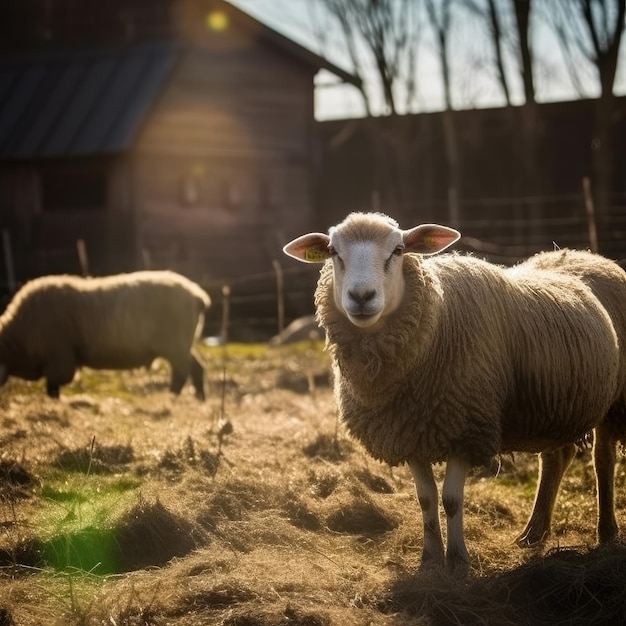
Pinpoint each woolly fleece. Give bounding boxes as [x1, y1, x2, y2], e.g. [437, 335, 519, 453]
[0, 270, 210, 390]
[315, 252, 619, 467]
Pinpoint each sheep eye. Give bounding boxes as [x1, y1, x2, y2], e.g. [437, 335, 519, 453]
[328, 245, 337, 257]
[384, 245, 404, 271]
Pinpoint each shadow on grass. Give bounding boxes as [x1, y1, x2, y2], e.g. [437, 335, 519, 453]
[375, 544, 626, 626]
[54, 443, 134, 474]
[326, 496, 397, 536]
[0, 608, 14, 626]
[0, 460, 36, 500]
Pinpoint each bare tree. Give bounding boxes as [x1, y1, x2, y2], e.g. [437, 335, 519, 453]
[550, 0, 625, 249]
[313, 0, 426, 221]
[463, 0, 514, 106]
[458, 0, 543, 245]
[511, 0, 544, 244]
[318, 0, 422, 115]
[424, 0, 463, 225]
[424, 0, 454, 108]
[513, 0, 536, 105]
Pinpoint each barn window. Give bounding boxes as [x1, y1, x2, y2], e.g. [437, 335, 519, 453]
[181, 172, 200, 206]
[181, 164, 206, 207]
[258, 176, 273, 208]
[219, 179, 239, 208]
[40, 159, 108, 211]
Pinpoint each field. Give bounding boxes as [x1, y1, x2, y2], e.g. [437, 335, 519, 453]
[1, 341, 626, 626]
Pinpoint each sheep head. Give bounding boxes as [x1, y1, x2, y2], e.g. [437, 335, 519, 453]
[283, 212, 460, 328]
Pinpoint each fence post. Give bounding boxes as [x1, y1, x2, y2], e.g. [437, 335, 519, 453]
[220, 284, 231, 345]
[76, 239, 90, 276]
[582, 177, 598, 253]
[2, 229, 15, 293]
[272, 259, 284, 335]
[142, 248, 152, 270]
[448, 187, 459, 228]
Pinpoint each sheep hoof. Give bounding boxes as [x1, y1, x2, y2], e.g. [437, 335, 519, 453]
[597, 522, 618, 544]
[515, 527, 548, 548]
[418, 550, 444, 572]
[445, 551, 470, 577]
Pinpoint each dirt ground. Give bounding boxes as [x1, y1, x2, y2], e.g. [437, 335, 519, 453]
[1, 342, 626, 625]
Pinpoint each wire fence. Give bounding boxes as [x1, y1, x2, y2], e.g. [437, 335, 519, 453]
[1, 189, 625, 341]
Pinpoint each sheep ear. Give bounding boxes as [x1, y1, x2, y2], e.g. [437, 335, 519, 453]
[283, 233, 331, 263]
[402, 224, 461, 255]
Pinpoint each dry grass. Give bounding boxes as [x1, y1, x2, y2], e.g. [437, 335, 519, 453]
[0, 341, 625, 625]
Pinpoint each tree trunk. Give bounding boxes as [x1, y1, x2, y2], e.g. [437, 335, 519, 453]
[513, 0, 543, 246]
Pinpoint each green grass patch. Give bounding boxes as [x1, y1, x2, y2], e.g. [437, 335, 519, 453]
[42, 526, 119, 574]
[63, 369, 141, 400]
[202, 340, 327, 364]
[495, 474, 538, 499]
[200, 342, 270, 360]
[36, 474, 141, 540]
[0, 474, 146, 574]
[40, 485, 88, 504]
[36, 498, 202, 575]
[25, 469, 199, 575]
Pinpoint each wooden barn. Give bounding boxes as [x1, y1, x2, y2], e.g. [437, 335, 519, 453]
[0, 0, 359, 338]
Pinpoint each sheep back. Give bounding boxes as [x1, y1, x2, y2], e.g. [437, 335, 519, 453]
[522, 250, 626, 384]
[0, 271, 210, 383]
[315, 253, 619, 467]
[522, 249, 626, 433]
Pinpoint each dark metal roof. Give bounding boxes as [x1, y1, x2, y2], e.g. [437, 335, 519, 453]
[0, 42, 179, 159]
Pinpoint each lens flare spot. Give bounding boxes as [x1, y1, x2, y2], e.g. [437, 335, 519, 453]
[191, 163, 205, 177]
[206, 10, 229, 32]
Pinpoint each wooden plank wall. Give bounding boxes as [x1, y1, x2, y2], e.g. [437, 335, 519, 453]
[134, 38, 319, 332]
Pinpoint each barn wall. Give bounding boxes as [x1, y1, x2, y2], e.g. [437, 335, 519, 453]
[0, 0, 343, 336]
[133, 41, 319, 337]
[0, 156, 137, 287]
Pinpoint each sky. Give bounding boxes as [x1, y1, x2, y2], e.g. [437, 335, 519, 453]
[229, 0, 367, 118]
[228, 0, 626, 121]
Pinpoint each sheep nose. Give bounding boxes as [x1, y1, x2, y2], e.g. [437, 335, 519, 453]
[348, 289, 376, 306]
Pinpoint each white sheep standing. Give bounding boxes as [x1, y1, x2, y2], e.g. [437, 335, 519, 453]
[0, 270, 210, 399]
[283, 211, 624, 573]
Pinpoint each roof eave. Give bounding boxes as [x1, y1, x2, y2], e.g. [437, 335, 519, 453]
[218, 0, 361, 88]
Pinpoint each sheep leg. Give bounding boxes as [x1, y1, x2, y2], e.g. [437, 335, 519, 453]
[516, 444, 576, 547]
[169, 370, 187, 395]
[190, 351, 205, 401]
[442, 456, 470, 574]
[168, 355, 192, 396]
[594, 422, 618, 543]
[44, 358, 77, 399]
[46, 381, 61, 398]
[408, 459, 444, 569]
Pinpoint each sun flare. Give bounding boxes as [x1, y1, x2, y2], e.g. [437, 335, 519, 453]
[206, 10, 229, 32]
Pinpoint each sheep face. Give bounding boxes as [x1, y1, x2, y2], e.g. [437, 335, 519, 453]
[328, 226, 406, 327]
[283, 212, 460, 328]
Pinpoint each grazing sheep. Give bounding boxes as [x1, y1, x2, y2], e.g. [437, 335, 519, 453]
[283, 212, 623, 573]
[0, 271, 210, 399]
